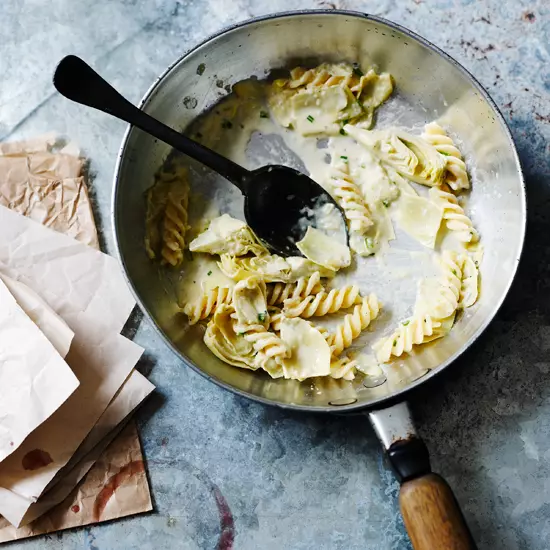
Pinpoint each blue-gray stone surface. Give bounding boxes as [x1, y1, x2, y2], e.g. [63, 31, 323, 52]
[0, 1, 549, 548]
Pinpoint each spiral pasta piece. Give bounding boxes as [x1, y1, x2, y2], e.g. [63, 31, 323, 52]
[287, 66, 352, 89]
[283, 285, 362, 318]
[431, 251, 462, 318]
[266, 272, 323, 306]
[326, 294, 381, 356]
[372, 314, 442, 363]
[459, 255, 479, 309]
[329, 356, 358, 380]
[421, 122, 470, 192]
[161, 188, 190, 266]
[429, 187, 479, 243]
[327, 160, 373, 236]
[233, 320, 290, 362]
[183, 286, 233, 325]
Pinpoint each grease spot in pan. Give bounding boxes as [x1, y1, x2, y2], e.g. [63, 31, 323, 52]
[329, 397, 358, 406]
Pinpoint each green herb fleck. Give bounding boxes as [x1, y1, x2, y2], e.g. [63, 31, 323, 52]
[352, 63, 364, 77]
[196, 63, 206, 76]
[452, 269, 457, 275]
[306, 115, 315, 123]
[258, 311, 267, 322]
[339, 128, 347, 136]
[343, 118, 350, 125]
[393, 340, 397, 346]
[440, 151, 451, 156]
[237, 332, 245, 336]
[382, 199, 390, 208]
[288, 123, 294, 129]
[207, 270, 212, 276]
[402, 320, 410, 326]
[221, 120, 233, 129]
[260, 111, 269, 118]
[340, 155, 348, 161]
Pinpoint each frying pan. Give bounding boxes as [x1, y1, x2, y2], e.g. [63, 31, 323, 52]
[111, 10, 526, 549]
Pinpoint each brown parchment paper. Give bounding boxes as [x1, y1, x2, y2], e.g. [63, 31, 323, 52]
[0, 422, 151, 542]
[0, 136, 98, 248]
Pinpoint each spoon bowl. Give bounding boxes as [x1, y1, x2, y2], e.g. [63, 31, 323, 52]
[244, 165, 347, 256]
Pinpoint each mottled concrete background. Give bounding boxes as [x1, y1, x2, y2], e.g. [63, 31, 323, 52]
[1, 1, 549, 548]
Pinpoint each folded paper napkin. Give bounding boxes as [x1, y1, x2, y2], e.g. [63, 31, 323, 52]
[0, 136, 154, 539]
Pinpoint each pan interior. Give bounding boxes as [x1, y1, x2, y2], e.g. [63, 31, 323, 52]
[113, 12, 525, 411]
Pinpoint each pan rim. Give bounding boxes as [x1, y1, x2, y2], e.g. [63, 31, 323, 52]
[112, 9, 527, 413]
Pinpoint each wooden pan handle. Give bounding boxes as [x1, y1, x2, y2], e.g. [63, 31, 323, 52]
[387, 438, 477, 550]
[400, 473, 476, 550]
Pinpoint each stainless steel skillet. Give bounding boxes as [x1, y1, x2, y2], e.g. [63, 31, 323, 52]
[111, 10, 526, 549]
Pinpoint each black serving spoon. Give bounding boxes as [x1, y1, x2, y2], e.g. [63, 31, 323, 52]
[53, 55, 348, 257]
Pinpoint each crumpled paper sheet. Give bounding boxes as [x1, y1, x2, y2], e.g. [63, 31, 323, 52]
[0, 422, 151, 542]
[0, 277, 79, 464]
[0, 136, 98, 249]
[0, 203, 140, 513]
[0, 274, 74, 359]
[0, 136, 154, 536]
[0, 369, 155, 529]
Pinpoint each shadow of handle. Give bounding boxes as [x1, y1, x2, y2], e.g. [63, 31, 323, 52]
[399, 471, 477, 550]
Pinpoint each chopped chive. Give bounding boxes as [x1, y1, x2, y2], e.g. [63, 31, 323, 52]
[402, 320, 410, 326]
[451, 269, 457, 275]
[340, 155, 348, 160]
[339, 128, 347, 136]
[207, 270, 212, 276]
[306, 115, 315, 123]
[260, 111, 269, 118]
[352, 63, 364, 77]
[440, 151, 451, 156]
[393, 340, 397, 346]
[258, 311, 267, 322]
[221, 120, 233, 129]
[382, 199, 390, 208]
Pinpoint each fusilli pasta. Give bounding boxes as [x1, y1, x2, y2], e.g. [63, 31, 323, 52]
[329, 356, 358, 380]
[459, 255, 479, 308]
[266, 272, 323, 305]
[326, 294, 381, 356]
[372, 314, 442, 363]
[232, 318, 290, 362]
[328, 160, 372, 233]
[421, 122, 470, 192]
[161, 187, 190, 266]
[283, 285, 362, 318]
[183, 286, 233, 325]
[429, 187, 479, 243]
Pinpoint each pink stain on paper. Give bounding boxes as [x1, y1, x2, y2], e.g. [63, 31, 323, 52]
[93, 460, 145, 521]
[21, 449, 53, 470]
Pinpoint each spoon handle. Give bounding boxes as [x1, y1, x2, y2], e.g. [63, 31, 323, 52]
[53, 55, 250, 190]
